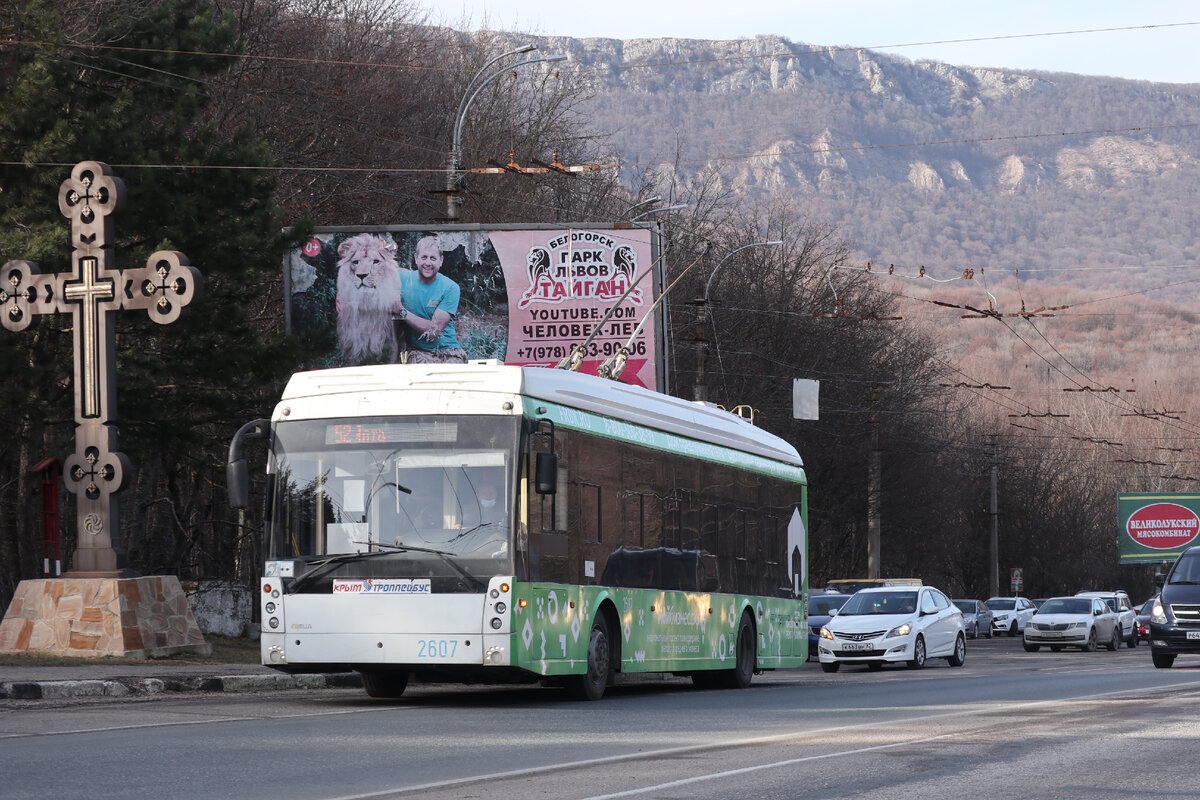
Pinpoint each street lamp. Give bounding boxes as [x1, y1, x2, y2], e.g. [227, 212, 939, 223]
[694, 240, 783, 402]
[618, 196, 661, 220]
[444, 46, 567, 220]
[629, 203, 687, 222]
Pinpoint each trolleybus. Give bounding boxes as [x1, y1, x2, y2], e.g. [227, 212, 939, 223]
[228, 362, 809, 699]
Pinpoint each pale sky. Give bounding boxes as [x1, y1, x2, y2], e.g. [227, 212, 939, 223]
[416, 1, 1199, 84]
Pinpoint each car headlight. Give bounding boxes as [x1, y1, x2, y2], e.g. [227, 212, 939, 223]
[819, 627, 834, 640]
[1151, 599, 1167, 624]
[886, 622, 912, 638]
[1068, 622, 1087, 630]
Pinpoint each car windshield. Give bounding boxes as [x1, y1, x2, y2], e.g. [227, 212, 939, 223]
[1039, 598, 1091, 615]
[838, 591, 918, 615]
[1169, 553, 1200, 583]
[985, 598, 1015, 611]
[808, 596, 849, 616]
[954, 600, 977, 612]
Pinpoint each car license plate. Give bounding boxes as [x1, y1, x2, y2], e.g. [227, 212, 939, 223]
[1187, 631, 1200, 640]
[841, 642, 872, 652]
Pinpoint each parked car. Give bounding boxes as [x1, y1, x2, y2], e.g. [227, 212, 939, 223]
[1135, 597, 1156, 644]
[824, 578, 922, 594]
[817, 585, 966, 672]
[1075, 590, 1138, 648]
[1023, 596, 1121, 652]
[1032, 598, 1049, 610]
[953, 599, 994, 639]
[985, 596, 1037, 636]
[1150, 545, 1200, 669]
[807, 593, 851, 660]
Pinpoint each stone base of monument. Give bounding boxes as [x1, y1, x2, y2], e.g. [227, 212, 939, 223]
[0, 576, 211, 658]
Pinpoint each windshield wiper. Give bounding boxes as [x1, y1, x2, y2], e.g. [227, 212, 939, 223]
[364, 541, 487, 592]
[445, 521, 496, 545]
[286, 550, 396, 593]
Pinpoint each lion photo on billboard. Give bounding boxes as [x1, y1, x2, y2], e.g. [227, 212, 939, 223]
[335, 233, 402, 364]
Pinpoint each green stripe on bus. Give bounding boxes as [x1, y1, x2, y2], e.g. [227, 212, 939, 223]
[510, 583, 808, 676]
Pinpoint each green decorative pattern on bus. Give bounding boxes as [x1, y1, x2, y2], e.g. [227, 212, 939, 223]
[523, 398, 807, 484]
[510, 582, 808, 676]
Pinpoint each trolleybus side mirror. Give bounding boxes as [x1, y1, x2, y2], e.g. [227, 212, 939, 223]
[228, 459, 250, 509]
[535, 452, 558, 495]
[227, 418, 269, 509]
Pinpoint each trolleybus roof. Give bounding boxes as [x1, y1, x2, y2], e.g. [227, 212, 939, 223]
[281, 363, 802, 467]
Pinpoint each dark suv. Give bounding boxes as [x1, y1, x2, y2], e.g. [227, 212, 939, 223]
[1150, 545, 1200, 668]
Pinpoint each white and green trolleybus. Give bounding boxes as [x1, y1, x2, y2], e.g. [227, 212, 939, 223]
[228, 362, 809, 699]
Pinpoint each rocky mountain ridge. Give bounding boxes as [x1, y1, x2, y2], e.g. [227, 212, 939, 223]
[504, 33, 1200, 291]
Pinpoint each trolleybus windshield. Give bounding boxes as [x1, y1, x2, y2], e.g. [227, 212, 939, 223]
[266, 415, 518, 582]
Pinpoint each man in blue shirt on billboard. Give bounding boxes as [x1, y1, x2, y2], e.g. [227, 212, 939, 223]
[396, 235, 467, 363]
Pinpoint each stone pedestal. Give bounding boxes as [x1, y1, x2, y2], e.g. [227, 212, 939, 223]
[0, 576, 211, 658]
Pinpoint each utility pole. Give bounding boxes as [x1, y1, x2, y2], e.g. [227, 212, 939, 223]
[693, 275, 708, 403]
[867, 389, 881, 579]
[989, 435, 1000, 598]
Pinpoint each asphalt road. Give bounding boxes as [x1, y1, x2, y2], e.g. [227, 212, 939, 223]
[2, 635, 1197, 800]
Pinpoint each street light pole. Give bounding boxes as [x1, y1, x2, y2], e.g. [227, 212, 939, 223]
[445, 46, 567, 220]
[629, 203, 687, 222]
[693, 240, 783, 402]
[618, 196, 661, 220]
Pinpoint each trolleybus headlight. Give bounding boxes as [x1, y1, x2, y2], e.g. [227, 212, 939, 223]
[490, 588, 499, 598]
[495, 601, 507, 614]
[265, 602, 276, 613]
[490, 617, 503, 630]
[268, 617, 280, 629]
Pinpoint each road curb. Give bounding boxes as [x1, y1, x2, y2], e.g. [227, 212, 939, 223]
[0, 672, 361, 700]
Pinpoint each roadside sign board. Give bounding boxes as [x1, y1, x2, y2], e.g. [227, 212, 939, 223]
[1118, 493, 1200, 563]
[1010, 567, 1023, 593]
[284, 224, 666, 392]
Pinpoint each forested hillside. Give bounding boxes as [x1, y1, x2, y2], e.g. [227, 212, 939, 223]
[2, 3, 1194, 609]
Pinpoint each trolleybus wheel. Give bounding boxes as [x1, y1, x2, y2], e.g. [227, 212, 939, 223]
[360, 669, 409, 698]
[570, 614, 613, 701]
[722, 613, 756, 689]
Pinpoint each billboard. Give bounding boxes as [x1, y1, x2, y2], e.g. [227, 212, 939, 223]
[285, 224, 665, 391]
[1117, 493, 1200, 563]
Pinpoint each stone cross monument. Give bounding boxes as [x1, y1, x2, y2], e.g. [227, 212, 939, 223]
[0, 160, 200, 575]
[0, 161, 209, 657]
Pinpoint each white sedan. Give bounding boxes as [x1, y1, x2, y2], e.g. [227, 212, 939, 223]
[985, 595, 1037, 636]
[817, 585, 966, 671]
[1023, 596, 1121, 652]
